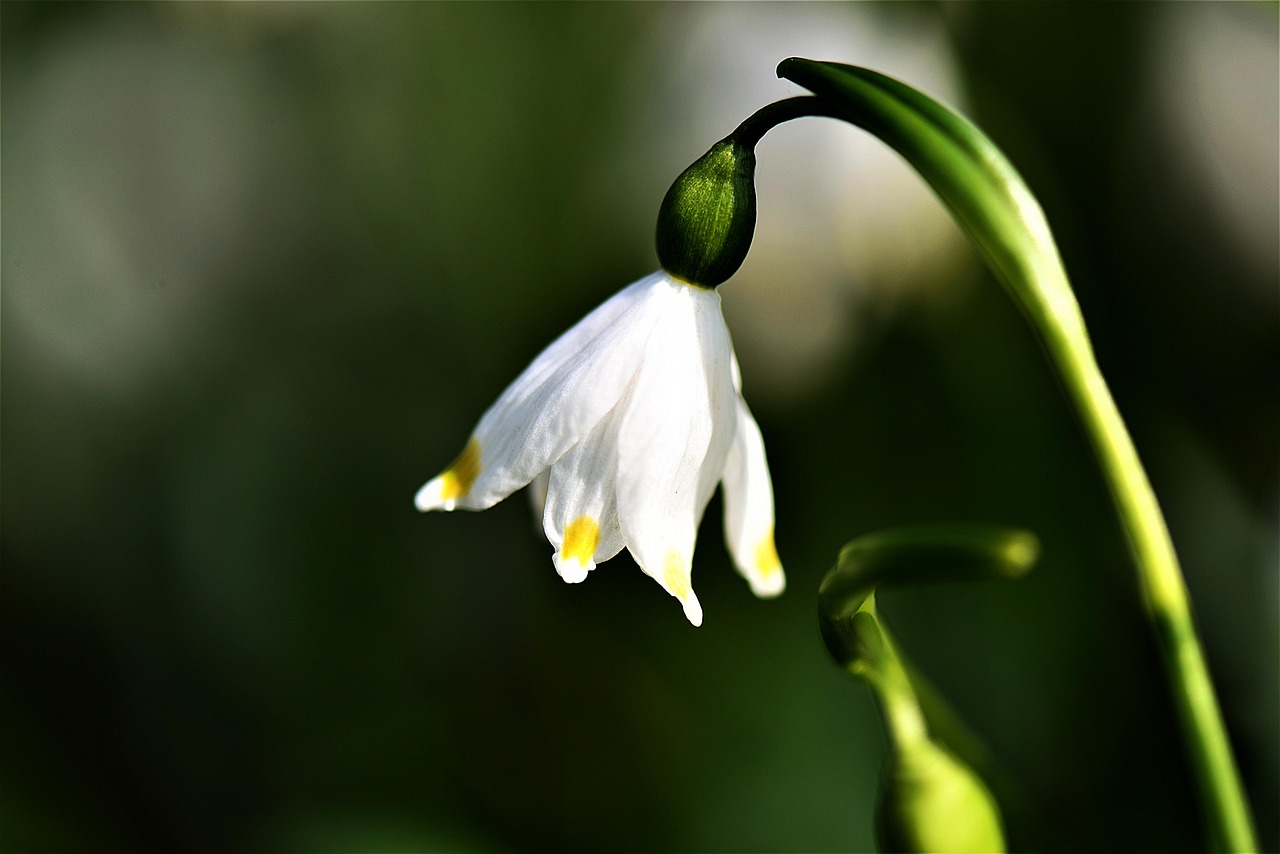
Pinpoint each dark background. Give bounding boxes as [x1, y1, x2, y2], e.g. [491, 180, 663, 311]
[3, 3, 1277, 852]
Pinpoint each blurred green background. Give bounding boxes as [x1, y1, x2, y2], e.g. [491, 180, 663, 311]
[3, 3, 1277, 852]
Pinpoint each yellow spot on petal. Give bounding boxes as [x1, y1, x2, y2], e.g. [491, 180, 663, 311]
[561, 516, 600, 564]
[439, 437, 481, 503]
[663, 551, 691, 600]
[755, 528, 782, 577]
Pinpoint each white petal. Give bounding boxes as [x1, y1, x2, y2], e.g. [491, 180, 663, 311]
[415, 271, 670, 513]
[542, 406, 626, 583]
[722, 396, 785, 598]
[729, 348, 743, 393]
[526, 469, 551, 523]
[615, 276, 736, 626]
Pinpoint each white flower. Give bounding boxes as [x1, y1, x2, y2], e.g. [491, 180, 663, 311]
[415, 270, 785, 626]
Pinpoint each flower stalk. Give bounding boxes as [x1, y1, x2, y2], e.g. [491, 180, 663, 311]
[780, 57, 1257, 852]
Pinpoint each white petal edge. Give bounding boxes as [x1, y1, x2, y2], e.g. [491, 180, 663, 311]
[722, 395, 786, 598]
[415, 271, 670, 513]
[526, 469, 550, 524]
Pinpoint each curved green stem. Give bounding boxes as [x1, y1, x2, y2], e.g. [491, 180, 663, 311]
[1051, 300, 1254, 854]
[820, 530, 1027, 853]
[850, 597, 931, 753]
[820, 524, 1038, 761]
[780, 57, 1257, 852]
[728, 96, 843, 149]
[819, 525, 1037, 670]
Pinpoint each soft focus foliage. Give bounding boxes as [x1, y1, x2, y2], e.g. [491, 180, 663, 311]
[2, 4, 1276, 852]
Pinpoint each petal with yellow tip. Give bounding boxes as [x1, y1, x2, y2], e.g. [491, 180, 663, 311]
[415, 273, 669, 513]
[616, 280, 734, 626]
[543, 407, 626, 583]
[661, 550, 703, 627]
[722, 396, 786, 597]
[414, 437, 481, 512]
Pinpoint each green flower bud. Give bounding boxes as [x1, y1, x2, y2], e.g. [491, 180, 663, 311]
[876, 739, 1007, 854]
[655, 138, 757, 288]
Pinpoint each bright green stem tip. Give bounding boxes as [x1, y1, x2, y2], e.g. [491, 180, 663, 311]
[818, 525, 1037, 670]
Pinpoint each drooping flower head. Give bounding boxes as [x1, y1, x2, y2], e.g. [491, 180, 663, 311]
[416, 135, 783, 625]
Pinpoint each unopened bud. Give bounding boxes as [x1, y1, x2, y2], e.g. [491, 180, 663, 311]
[876, 739, 1007, 854]
[655, 138, 757, 288]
